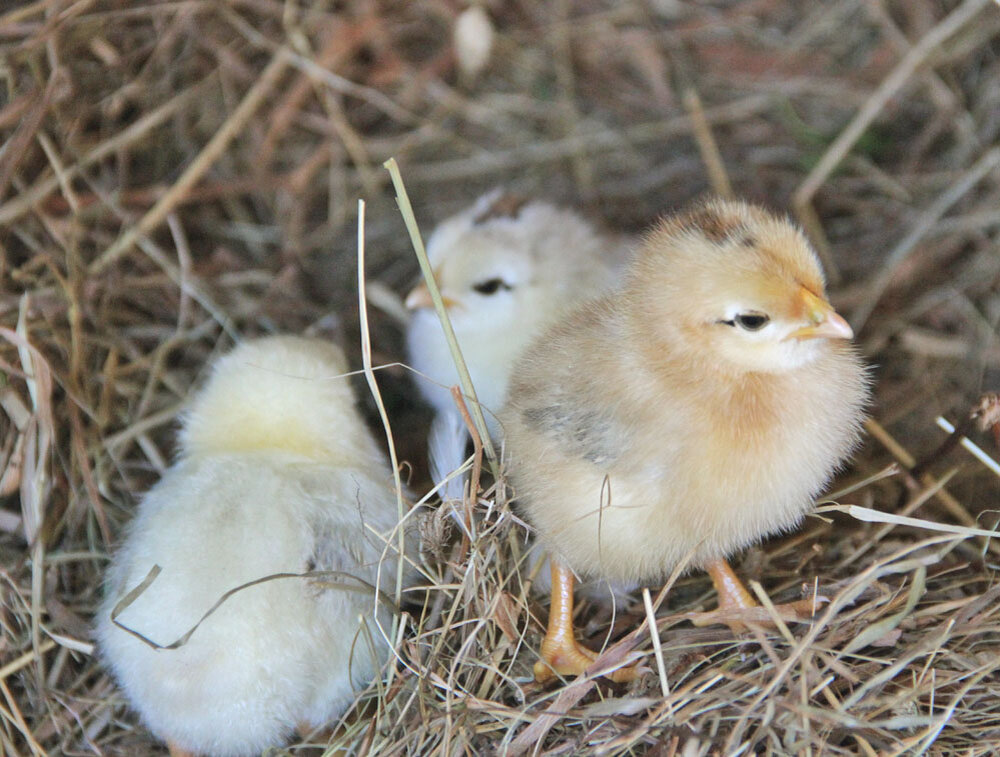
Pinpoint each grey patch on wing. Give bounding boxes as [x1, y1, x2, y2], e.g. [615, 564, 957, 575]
[522, 404, 620, 466]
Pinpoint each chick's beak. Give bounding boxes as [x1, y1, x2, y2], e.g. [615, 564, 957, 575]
[404, 282, 433, 310]
[788, 288, 854, 341]
[404, 281, 458, 310]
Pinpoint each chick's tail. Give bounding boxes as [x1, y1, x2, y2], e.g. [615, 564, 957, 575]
[428, 407, 469, 504]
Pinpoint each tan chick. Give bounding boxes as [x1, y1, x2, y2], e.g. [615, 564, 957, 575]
[500, 198, 868, 682]
[97, 336, 411, 756]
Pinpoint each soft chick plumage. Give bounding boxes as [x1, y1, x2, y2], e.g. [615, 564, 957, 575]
[97, 336, 409, 757]
[500, 199, 868, 682]
[405, 189, 631, 496]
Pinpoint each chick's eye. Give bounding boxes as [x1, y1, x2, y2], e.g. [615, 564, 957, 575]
[472, 278, 512, 295]
[734, 312, 770, 331]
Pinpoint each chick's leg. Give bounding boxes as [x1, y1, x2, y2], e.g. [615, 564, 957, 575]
[534, 559, 635, 683]
[691, 558, 816, 632]
[698, 559, 758, 632]
[167, 742, 195, 757]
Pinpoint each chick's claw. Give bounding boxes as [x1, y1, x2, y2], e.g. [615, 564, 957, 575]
[687, 599, 821, 632]
[690, 560, 825, 631]
[534, 634, 638, 684]
[533, 635, 596, 683]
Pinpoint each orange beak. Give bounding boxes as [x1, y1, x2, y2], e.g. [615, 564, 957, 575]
[404, 281, 458, 310]
[787, 288, 854, 341]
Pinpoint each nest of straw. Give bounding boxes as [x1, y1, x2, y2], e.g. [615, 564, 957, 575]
[3, 0, 1000, 754]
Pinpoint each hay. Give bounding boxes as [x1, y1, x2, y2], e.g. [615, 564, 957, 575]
[2, 0, 1000, 754]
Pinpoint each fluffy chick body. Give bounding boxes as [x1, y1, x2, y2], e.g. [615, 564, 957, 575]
[406, 189, 631, 433]
[98, 336, 408, 757]
[502, 200, 868, 585]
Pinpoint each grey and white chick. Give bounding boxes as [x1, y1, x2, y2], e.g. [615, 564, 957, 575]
[405, 189, 631, 499]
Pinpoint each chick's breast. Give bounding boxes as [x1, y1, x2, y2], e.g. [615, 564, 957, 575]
[502, 294, 867, 585]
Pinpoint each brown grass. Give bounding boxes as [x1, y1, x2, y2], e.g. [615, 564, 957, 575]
[2, 0, 1000, 754]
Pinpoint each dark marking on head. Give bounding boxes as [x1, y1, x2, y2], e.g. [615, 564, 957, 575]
[681, 204, 763, 250]
[685, 206, 733, 244]
[474, 193, 529, 225]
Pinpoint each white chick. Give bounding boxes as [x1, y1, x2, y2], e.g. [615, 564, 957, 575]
[97, 336, 410, 757]
[405, 189, 631, 499]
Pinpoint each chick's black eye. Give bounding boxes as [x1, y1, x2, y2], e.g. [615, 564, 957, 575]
[734, 312, 770, 331]
[473, 278, 512, 295]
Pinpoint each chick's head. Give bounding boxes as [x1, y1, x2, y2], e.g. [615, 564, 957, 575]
[179, 336, 377, 465]
[630, 198, 853, 374]
[405, 189, 625, 340]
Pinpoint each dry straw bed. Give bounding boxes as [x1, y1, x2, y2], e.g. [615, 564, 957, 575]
[2, 0, 1000, 754]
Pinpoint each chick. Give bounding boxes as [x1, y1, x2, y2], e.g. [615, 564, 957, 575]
[405, 189, 631, 498]
[500, 199, 868, 682]
[97, 336, 410, 757]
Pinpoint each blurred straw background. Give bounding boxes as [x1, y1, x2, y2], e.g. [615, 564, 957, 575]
[2, 0, 1000, 754]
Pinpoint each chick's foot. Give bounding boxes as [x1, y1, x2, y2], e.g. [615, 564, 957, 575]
[534, 632, 595, 682]
[534, 632, 638, 684]
[688, 559, 820, 633]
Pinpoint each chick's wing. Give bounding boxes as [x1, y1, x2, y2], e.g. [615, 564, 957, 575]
[519, 399, 622, 466]
[504, 299, 644, 471]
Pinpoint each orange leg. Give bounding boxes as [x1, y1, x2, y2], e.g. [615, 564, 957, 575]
[534, 558, 636, 683]
[167, 742, 195, 757]
[689, 558, 817, 632]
